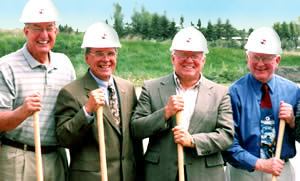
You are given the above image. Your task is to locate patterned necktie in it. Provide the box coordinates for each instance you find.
[108,83,120,126]
[260,83,275,159]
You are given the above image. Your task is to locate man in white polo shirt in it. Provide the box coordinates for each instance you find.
[0,0,75,180]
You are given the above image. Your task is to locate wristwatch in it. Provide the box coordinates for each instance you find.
[191,137,195,148]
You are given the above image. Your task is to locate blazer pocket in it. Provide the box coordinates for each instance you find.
[205,152,224,168]
[144,151,160,164]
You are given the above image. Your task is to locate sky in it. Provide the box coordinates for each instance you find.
[0,0,300,32]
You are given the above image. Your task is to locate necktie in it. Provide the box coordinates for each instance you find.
[260,83,275,159]
[261,84,272,108]
[108,83,120,126]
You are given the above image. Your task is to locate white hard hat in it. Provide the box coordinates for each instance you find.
[81,22,121,48]
[170,27,209,54]
[245,27,282,55]
[19,0,61,23]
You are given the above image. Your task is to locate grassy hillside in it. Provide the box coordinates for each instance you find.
[1,32,300,86]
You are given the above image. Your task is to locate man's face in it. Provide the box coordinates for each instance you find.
[24,22,58,55]
[85,48,117,81]
[171,50,205,82]
[247,51,280,83]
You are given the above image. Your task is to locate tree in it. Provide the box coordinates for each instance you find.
[191,21,194,27]
[289,22,296,41]
[131,8,142,35]
[150,13,160,40]
[206,20,216,41]
[168,20,178,39]
[281,21,290,40]
[248,28,254,36]
[289,22,297,48]
[224,19,233,40]
[113,3,124,38]
[196,19,201,31]
[140,6,151,40]
[159,11,170,40]
[180,15,184,29]
[215,18,223,39]
[58,24,64,32]
[273,23,281,37]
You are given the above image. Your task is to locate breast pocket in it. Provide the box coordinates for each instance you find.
[205,152,224,168]
[144,151,160,164]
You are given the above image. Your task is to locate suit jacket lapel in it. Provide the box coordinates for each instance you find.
[159,74,177,127]
[188,78,213,133]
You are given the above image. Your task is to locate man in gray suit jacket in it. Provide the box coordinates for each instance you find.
[55,22,143,181]
[131,27,234,181]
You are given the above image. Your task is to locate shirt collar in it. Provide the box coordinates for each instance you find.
[89,69,114,88]
[173,72,202,90]
[249,73,275,94]
[22,43,59,70]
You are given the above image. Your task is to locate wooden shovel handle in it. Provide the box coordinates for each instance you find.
[272,119,286,181]
[176,111,185,181]
[97,106,108,181]
[33,111,43,181]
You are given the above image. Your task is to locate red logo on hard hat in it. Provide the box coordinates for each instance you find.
[102,34,107,39]
[186,37,192,43]
[39,9,44,14]
[260,39,266,45]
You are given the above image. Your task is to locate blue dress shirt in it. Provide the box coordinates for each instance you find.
[223,73,300,171]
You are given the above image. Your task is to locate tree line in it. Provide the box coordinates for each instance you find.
[58,3,300,50]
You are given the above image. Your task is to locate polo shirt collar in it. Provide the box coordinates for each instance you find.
[22,43,59,70]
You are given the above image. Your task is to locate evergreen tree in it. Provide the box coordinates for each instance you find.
[206,20,216,41]
[215,18,223,39]
[248,28,254,36]
[191,21,194,27]
[160,11,170,40]
[224,19,232,40]
[180,15,184,29]
[168,20,178,39]
[150,13,160,40]
[140,6,151,40]
[113,3,124,38]
[196,19,201,31]
[58,24,64,33]
[289,22,296,41]
[273,23,281,38]
[281,21,290,40]
[131,8,142,35]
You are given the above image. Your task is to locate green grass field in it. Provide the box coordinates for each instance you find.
[1,32,300,86]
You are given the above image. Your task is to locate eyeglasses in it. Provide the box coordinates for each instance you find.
[174,53,203,60]
[249,54,277,63]
[28,26,56,33]
[89,51,117,58]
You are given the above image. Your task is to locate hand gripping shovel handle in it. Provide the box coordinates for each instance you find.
[33,112,43,181]
[97,106,108,181]
[176,111,185,181]
[272,119,286,181]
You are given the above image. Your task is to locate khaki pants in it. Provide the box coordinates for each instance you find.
[0,144,66,181]
[225,161,295,181]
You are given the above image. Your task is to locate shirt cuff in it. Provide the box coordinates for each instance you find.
[83,106,95,124]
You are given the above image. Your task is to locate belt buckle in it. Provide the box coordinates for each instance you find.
[24,144,28,151]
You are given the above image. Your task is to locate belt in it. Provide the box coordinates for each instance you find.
[1,138,57,154]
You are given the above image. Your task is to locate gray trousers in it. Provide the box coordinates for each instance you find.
[225,161,295,181]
